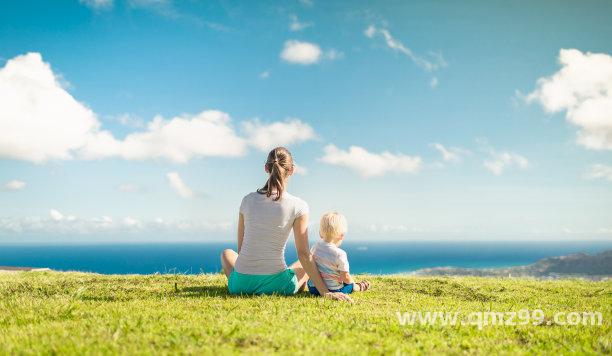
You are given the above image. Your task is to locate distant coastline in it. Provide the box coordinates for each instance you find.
[412,250,612,280]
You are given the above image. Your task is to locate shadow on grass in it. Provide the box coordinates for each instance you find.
[79,295,120,302]
[179,285,231,297]
[176,285,315,299]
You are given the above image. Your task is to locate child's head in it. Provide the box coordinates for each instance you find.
[319,212,348,244]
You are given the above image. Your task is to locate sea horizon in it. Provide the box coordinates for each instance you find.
[1,240,610,275]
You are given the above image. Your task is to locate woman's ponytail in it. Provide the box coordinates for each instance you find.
[258,147,293,201]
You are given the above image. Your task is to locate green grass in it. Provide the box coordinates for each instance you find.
[0,272,610,355]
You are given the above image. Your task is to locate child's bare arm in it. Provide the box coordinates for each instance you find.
[339,271,354,284]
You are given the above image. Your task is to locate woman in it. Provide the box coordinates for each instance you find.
[220,147,351,301]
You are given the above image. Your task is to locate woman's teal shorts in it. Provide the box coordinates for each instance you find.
[228,268,299,295]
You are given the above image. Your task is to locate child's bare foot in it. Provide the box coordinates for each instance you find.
[354,281,370,292]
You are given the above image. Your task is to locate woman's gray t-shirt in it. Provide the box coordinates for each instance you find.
[234,191,309,275]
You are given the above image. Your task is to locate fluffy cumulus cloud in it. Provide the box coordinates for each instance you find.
[242,118,316,151]
[0,53,316,164]
[364,25,447,72]
[81,111,247,163]
[0,53,100,163]
[527,49,612,150]
[166,172,194,199]
[49,209,62,221]
[280,40,322,65]
[584,164,612,182]
[49,209,75,222]
[279,40,340,65]
[3,180,26,191]
[79,0,113,10]
[320,144,422,177]
[430,143,470,163]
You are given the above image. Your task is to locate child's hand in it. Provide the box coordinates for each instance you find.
[324,292,354,303]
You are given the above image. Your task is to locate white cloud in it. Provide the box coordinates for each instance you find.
[122,216,142,228]
[584,164,612,182]
[242,118,316,151]
[483,151,529,175]
[289,14,313,32]
[298,0,313,6]
[527,49,612,150]
[128,0,169,5]
[0,214,230,235]
[113,113,145,129]
[477,139,529,175]
[293,164,308,175]
[3,180,26,191]
[81,111,247,163]
[320,144,422,177]
[280,40,322,65]
[430,143,470,163]
[166,172,194,199]
[0,53,100,163]
[127,0,174,14]
[49,209,64,222]
[324,49,344,61]
[259,70,270,79]
[367,224,426,234]
[127,0,213,28]
[0,52,316,164]
[79,0,113,10]
[364,25,447,72]
[126,0,227,31]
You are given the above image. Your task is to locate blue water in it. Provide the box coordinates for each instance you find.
[0,241,610,275]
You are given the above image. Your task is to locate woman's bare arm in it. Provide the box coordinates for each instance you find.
[293,214,352,302]
[237,213,245,253]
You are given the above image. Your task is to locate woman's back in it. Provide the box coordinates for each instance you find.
[234,191,308,275]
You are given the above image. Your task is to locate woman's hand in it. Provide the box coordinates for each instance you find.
[324,292,353,302]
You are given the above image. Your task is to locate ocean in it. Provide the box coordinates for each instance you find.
[0,240,610,275]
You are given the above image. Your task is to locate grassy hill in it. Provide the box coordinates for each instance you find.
[0,272,610,354]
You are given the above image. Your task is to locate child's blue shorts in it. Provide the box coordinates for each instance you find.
[308,283,354,296]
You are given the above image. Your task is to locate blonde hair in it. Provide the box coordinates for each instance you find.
[319,212,348,242]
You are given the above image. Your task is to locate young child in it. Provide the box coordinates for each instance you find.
[307,212,370,296]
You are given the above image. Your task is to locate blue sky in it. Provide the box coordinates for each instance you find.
[1,0,611,242]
